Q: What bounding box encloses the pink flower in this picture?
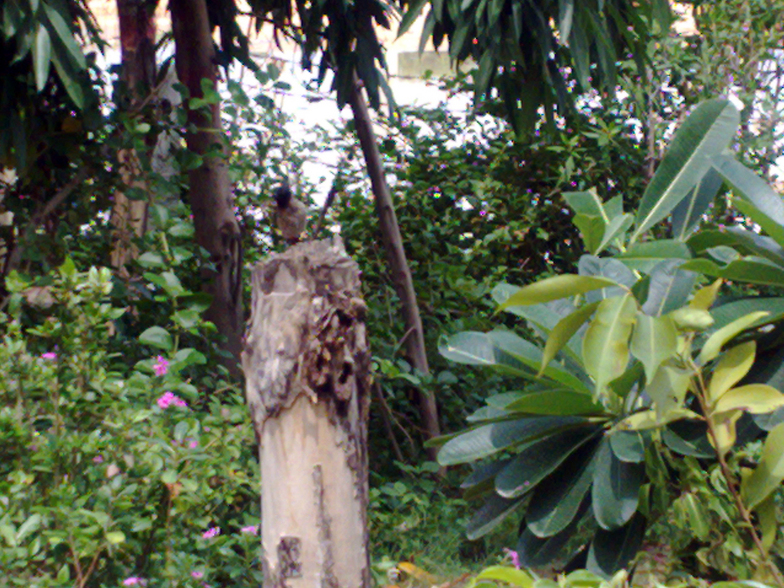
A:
[240,525,259,535]
[503,548,520,569]
[41,352,57,360]
[188,440,198,449]
[153,356,170,377]
[191,571,204,579]
[123,578,147,586]
[202,527,220,539]
[93,455,104,463]
[156,391,187,409]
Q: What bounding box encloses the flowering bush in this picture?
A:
[0,260,261,587]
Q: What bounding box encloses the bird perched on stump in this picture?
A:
[273,183,308,244]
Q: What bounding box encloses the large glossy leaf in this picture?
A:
[438,416,589,465]
[698,311,769,364]
[540,301,600,375]
[741,422,784,510]
[596,214,633,255]
[586,513,647,577]
[672,167,724,240]
[711,298,784,332]
[591,439,644,530]
[497,275,620,310]
[608,431,646,463]
[564,187,608,220]
[578,256,636,303]
[469,566,535,588]
[630,314,678,382]
[32,24,52,91]
[526,438,601,537]
[682,258,784,289]
[632,99,740,242]
[713,384,784,415]
[663,421,714,458]
[516,513,586,568]
[734,199,784,249]
[616,240,691,273]
[713,154,784,225]
[505,390,603,416]
[573,214,605,254]
[582,294,637,398]
[466,492,527,540]
[42,2,86,69]
[708,341,755,403]
[496,426,600,498]
[641,259,696,316]
[689,228,784,266]
[461,460,510,489]
[645,363,692,417]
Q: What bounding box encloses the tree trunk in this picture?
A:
[347,80,441,456]
[110,0,157,276]
[170,0,243,374]
[242,238,371,588]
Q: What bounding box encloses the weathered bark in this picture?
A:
[170,0,243,373]
[242,238,370,588]
[347,80,441,456]
[110,0,157,276]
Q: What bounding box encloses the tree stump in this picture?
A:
[242,237,370,588]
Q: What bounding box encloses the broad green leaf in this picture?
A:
[42,2,86,69]
[516,515,585,568]
[398,0,429,35]
[711,409,743,456]
[466,493,526,539]
[713,384,784,415]
[698,311,769,364]
[713,154,784,225]
[689,227,784,267]
[573,214,605,254]
[105,531,126,544]
[690,279,723,311]
[674,492,710,541]
[591,439,644,530]
[16,513,41,542]
[505,390,603,415]
[50,48,85,108]
[586,514,646,577]
[139,326,173,351]
[743,422,784,510]
[681,258,784,289]
[596,214,633,255]
[630,314,678,382]
[646,363,692,418]
[438,416,588,465]
[757,493,777,551]
[616,240,691,273]
[711,298,784,332]
[469,566,534,588]
[668,307,714,331]
[708,341,755,403]
[582,294,637,398]
[540,301,600,375]
[137,252,166,269]
[663,421,714,458]
[641,260,696,316]
[497,275,620,310]
[32,24,52,91]
[672,167,723,240]
[616,407,699,431]
[526,439,600,537]
[632,99,740,242]
[495,426,599,498]
[608,431,646,463]
[734,198,784,250]
[578,256,636,303]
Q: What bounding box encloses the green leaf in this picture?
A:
[711,298,784,332]
[591,439,644,530]
[632,99,740,242]
[540,301,600,375]
[42,2,86,69]
[398,0,429,35]
[646,363,692,418]
[586,513,646,577]
[497,275,620,310]
[16,513,41,542]
[698,311,769,364]
[137,252,166,269]
[630,314,678,382]
[516,515,585,568]
[741,422,784,510]
[32,24,51,91]
[50,47,84,108]
[139,326,174,351]
[469,566,534,588]
[641,260,696,316]
[708,341,755,403]
[734,198,784,249]
[573,214,605,254]
[713,154,784,225]
[505,390,603,416]
[616,407,699,431]
[105,531,126,545]
[681,258,784,289]
[672,167,724,241]
[438,416,588,465]
[563,189,607,218]
[616,240,691,273]
[713,384,784,415]
[582,294,637,398]
[495,426,599,498]
[596,214,633,255]
[662,421,714,458]
[526,438,601,537]
[608,431,646,463]
[466,493,526,539]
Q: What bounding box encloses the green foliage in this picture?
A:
[437,98,784,580]
[0,260,261,587]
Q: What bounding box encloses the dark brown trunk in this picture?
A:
[347,80,441,456]
[170,0,243,375]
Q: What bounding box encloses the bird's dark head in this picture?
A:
[273,185,292,208]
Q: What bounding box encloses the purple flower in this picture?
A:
[156,391,187,409]
[41,352,57,360]
[191,571,204,579]
[93,455,104,463]
[153,356,170,377]
[241,525,259,535]
[123,578,147,586]
[188,440,198,449]
[503,548,520,569]
[202,527,220,539]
